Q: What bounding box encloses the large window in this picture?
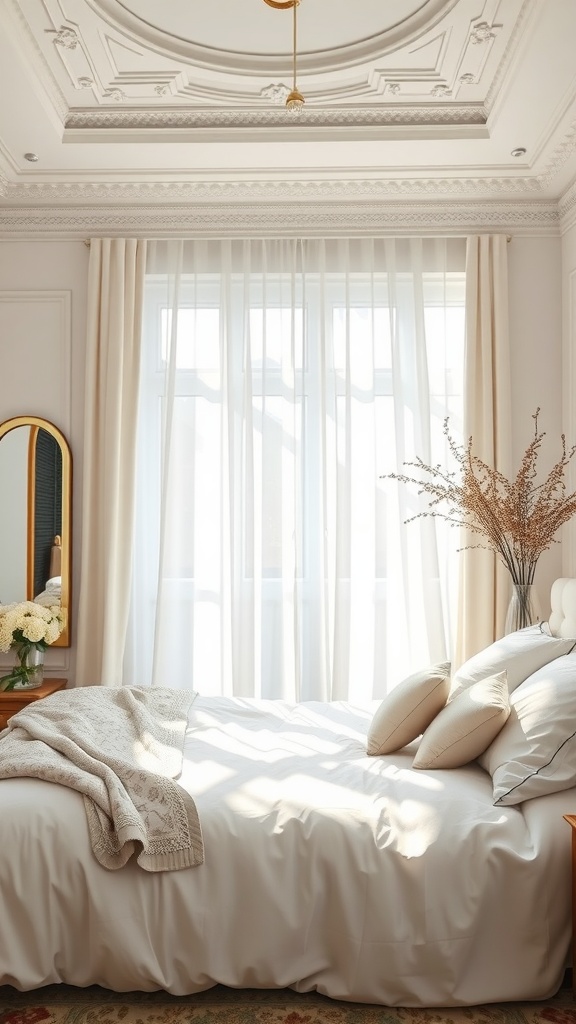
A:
[125,238,466,701]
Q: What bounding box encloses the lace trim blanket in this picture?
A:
[0,686,204,872]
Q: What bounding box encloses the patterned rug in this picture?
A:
[0,982,574,1024]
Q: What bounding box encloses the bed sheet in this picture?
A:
[0,694,573,1005]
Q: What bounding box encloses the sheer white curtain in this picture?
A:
[124,237,466,700]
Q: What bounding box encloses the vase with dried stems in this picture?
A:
[384,409,576,633]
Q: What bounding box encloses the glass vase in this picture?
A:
[0,643,45,691]
[504,584,541,635]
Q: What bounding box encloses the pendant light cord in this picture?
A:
[262,0,304,107]
[293,0,298,92]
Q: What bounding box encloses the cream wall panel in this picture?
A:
[0,240,89,683]
[0,291,71,435]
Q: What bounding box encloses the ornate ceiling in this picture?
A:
[1,0,575,235]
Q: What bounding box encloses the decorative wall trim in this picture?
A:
[0,199,560,239]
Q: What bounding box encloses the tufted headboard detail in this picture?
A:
[548,578,576,637]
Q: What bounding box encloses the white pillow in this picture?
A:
[449,624,575,700]
[366,663,450,756]
[413,671,510,770]
[478,654,576,805]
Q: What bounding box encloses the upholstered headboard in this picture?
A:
[549,578,576,637]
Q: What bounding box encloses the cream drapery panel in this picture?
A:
[75,238,147,686]
[454,234,512,668]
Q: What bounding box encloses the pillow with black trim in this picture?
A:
[366,663,451,756]
[478,653,576,805]
[449,624,575,701]
[413,671,510,770]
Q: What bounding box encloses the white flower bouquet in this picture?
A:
[0,601,65,691]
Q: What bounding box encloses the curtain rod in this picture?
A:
[83,235,513,245]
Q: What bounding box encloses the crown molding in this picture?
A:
[539,117,576,186]
[0,198,560,240]
[559,178,576,233]
[1,174,546,207]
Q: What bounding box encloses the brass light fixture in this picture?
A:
[262,0,304,109]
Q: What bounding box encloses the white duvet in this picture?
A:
[0,695,573,1005]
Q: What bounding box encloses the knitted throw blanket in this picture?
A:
[0,686,204,872]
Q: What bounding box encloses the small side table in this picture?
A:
[0,678,67,730]
[563,814,576,997]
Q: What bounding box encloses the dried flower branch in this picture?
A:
[384,409,576,586]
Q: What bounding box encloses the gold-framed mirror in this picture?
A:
[0,416,72,647]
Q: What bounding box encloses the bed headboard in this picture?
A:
[549,578,576,637]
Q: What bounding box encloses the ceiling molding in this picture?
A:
[483,0,535,113]
[1,0,574,211]
[0,198,559,240]
[0,174,545,206]
[63,104,488,134]
[4,0,69,124]
[82,0,462,76]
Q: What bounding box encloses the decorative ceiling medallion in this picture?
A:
[85,0,461,75]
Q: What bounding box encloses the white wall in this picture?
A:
[508,234,564,615]
[0,233,565,679]
[0,240,89,683]
[0,427,27,599]
[562,219,576,577]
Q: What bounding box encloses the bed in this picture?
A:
[2,579,576,1007]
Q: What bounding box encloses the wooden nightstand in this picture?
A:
[564,814,576,996]
[0,678,67,730]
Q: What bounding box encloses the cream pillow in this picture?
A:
[366,663,450,756]
[478,653,576,805]
[449,625,575,700]
[413,671,510,770]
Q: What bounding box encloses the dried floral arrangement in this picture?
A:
[385,409,576,589]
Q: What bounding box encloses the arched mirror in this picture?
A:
[0,416,72,646]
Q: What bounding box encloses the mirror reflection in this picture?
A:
[0,416,71,647]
